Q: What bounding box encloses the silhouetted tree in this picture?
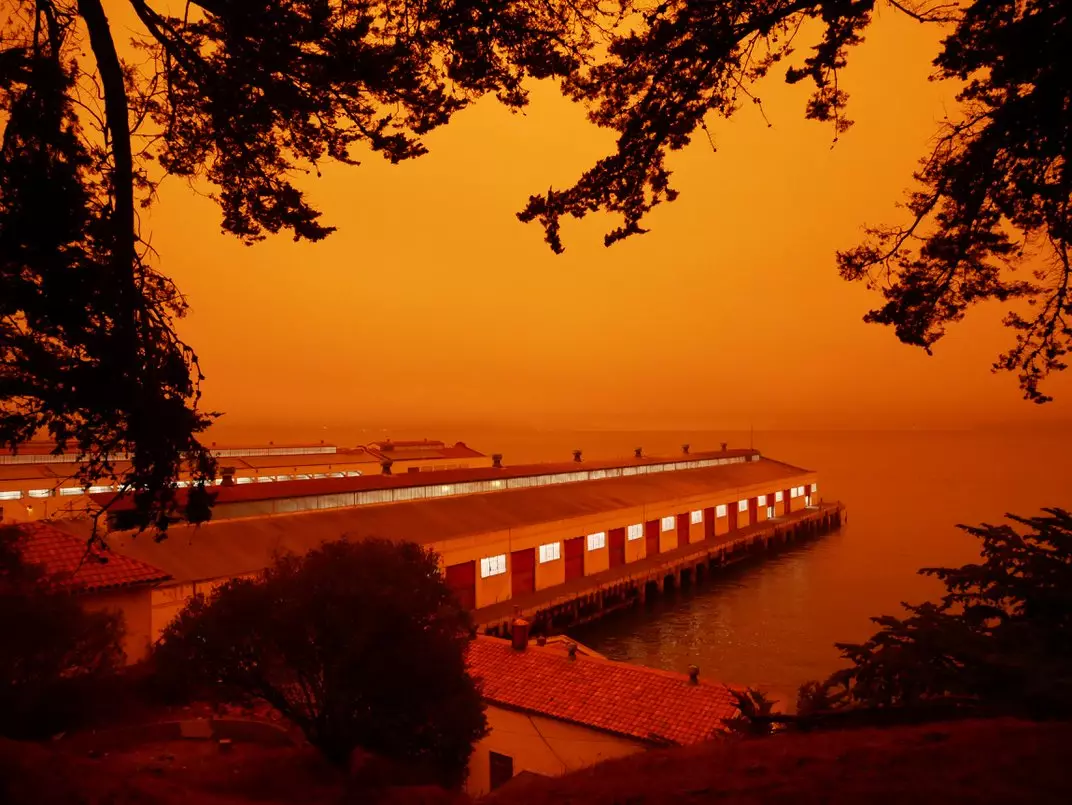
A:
[721,687,782,736]
[797,508,1072,719]
[4,2,1069,523]
[517,0,1071,403]
[1,0,606,529]
[0,525,124,738]
[152,538,487,786]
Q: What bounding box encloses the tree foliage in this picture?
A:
[0,525,124,739]
[152,538,487,785]
[798,508,1072,719]
[2,1,1069,518]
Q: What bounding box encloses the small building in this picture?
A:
[464,630,738,796]
[5,522,171,663]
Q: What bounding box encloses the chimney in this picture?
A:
[536,636,547,647]
[566,641,578,660]
[511,617,530,650]
[634,447,643,458]
[720,442,728,452]
[381,459,393,475]
[572,449,583,463]
[220,466,236,487]
[682,444,690,455]
[492,453,503,469]
[688,665,700,685]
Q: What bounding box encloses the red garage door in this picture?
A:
[676,513,690,549]
[609,527,626,568]
[728,504,738,532]
[748,497,758,525]
[704,507,715,539]
[511,548,536,596]
[564,536,585,581]
[645,519,660,557]
[444,561,476,610]
[784,488,792,514]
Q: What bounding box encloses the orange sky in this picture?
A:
[142,10,1072,433]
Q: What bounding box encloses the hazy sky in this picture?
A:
[144,10,1072,434]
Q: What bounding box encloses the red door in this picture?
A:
[511,548,535,596]
[703,507,715,539]
[609,527,626,568]
[564,536,585,581]
[645,520,660,557]
[748,497,758,525]
[676,513,690,549]
[445,561,476,610]
[728,504,738,532]
[784,488,792,515]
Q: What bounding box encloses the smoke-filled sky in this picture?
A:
[144,10,1072,434]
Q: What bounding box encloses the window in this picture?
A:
[587,531,606,551]
[539,542,560,563]
[480,554,507,578]
[28,489,52,498]
[811,483,818,493]
[489,751,514,791]
[0,490,21,501]
[690,509,703,525]
[757,495,767,506]
[661,516,675,532]
[738,499,748,513]
[87,485,113,494]
[775,490,784,502]
[627,523,643,541]
[716,504,728,518]
[59,487,82,496]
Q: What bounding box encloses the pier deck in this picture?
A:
[475,501,846,636]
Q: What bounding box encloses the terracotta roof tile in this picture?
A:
[466,636,738,746]
[9,522,170,593]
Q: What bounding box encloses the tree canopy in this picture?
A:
[152,538,487,784]
[798,508,1072,719]
[2,1,1069,520]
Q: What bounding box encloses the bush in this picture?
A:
[0,526,124,739]
[153,538,487,786]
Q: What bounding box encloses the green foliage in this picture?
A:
[800,508,1072,718]
[0,526,124,739]
[153,538,487,786]
[721,687,782,737]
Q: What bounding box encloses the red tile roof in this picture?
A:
[9,522,170,593]
[466,636,738,746]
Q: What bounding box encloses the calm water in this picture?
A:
[472,428,1072,707]
[211,423,1071,706]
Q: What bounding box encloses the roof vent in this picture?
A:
[511,617,530,651]
[492,453,503,469]
[566,641,578,660]
[634,447,642,458]
[572,450,582,463]
[682,444,690,455]
[536,636,547,647]
[688,665,700,685]
[720,442,728,452]
[380,459,393,475]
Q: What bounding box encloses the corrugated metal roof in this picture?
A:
[468,636,737,745]
[92,448,761,513]
[106,457,813,585]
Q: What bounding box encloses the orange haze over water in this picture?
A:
[137,10,1072,435]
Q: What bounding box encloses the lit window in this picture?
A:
[480,555,507,578]
[539,542,560,563]
[757,495,767,506]
[738,500,748,513]
[587,531,606,551]
[811,483,818,493]
[690,510,703,525]
[28,489,52,498]
[87,485,113,495]
[661,516,675,532]
[716,504,728,518]
[790,486,800,498]
[775,491,784,502]
[0,490,22,501]
[59,487,82,496]
[627,523,643,541]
